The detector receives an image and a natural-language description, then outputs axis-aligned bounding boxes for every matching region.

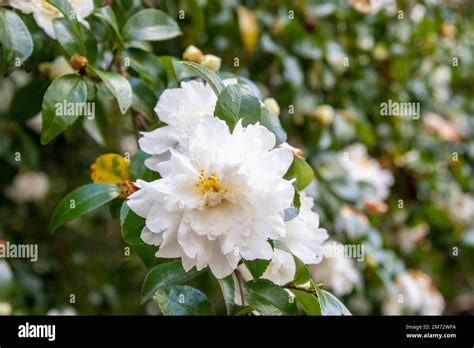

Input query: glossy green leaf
[217,274,238,315]
[0,9,33,76]
[122,9,181,42]
[290,289,321,316]
[260,106,287,145]
[179,61,225,95]
[121,209,145,245]
[41,74,87,145]
[154,285,215,315]
[284,157,315,191]
[214,84,261,131]
[245,279,298,315]
[90,67,132,114]
[47,0,85,54]
[141,260,203,303]
[244,259,270,280]
[315,287,352,316]
[93,6,122,45]
[293,257,311,286]
[50,184,120,232]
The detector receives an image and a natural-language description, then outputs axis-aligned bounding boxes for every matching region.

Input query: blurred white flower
[423,112,461,143]
[47,307,77,316]
[280,192,328,265]
[338,143,394,202]
[383,270,445,315]
[39,56,75,81]
[310,241,360,296]
[10,0,94,39]
[350,0,396,15]
[410,4,426,23]
[397,223,429,254]
[26,113,43,134]
[5,171,50,203]
[440,186,474,225]
[0,302,12,316]
[128,116,294,278]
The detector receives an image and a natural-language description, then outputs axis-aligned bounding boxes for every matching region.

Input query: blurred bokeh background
[0,0,473,315]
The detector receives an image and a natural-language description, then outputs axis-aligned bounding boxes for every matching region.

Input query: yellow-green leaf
[90,153,130,184]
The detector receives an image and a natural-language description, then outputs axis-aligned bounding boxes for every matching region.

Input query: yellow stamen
[196,170,223,194]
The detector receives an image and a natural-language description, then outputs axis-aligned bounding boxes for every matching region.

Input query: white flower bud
[313,104,334,125]
[263,97,280,116]
[182,45,204,63]
[0,302,12,316]
[201,54,222,72]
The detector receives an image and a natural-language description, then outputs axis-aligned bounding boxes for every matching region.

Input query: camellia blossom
[5,171,50,203]
[383,270,445,315]
[10,0,94,39]
[310,241,360,296]
[128,116,294,278]
[239,192,328,286]
[337,143,394,202]
[139,79,235,170]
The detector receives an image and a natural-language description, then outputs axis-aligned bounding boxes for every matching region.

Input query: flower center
[196,170,230,208]
[197,170,223,194]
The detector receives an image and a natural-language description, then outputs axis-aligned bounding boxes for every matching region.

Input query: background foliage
[0,0,473,315]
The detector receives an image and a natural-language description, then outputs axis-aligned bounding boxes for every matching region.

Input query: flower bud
[264,97,280,116]
[201,54,221,72]
[70,54,88,71]
[313,104,334,125]
[182,45,204,63]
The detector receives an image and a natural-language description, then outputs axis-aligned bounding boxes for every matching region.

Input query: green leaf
[50,184,120,232]
[214,84,261,131]
[217,274,238,315]
[90,67,132,114]
[154,285,215,315]
[0,9,33,76]
[119,200,129,225]
[292,257,311,285]
[122,9,181,42]
[179,61,225,95]
[121,209,145,245]
[290,289,321,316]
[93,6,123,46]
[54,16,81,54]
[129,77,157,121]
[244,259,270,280]
[47,0,86,54]
[130,243,157,268]
[141,260,203,303]
[284,157,315,191]
[125,49,165,92]
[315,287,352,316]
[41,75,87,145]
[245,279,298,316]
[283,190,301,221]
[260,106,287,145]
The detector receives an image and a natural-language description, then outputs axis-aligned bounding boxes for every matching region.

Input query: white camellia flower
[5,171,50,203]
[238,192,328,286]
[280,192,328,265]
[139,79,238,170]
[338,143,394,202]
[383,270,445,315]
[310,241,360,296]
[128,116,294,278]
[10,0,94,39]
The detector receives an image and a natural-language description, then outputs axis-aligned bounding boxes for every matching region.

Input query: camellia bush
[0,0,473,316]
